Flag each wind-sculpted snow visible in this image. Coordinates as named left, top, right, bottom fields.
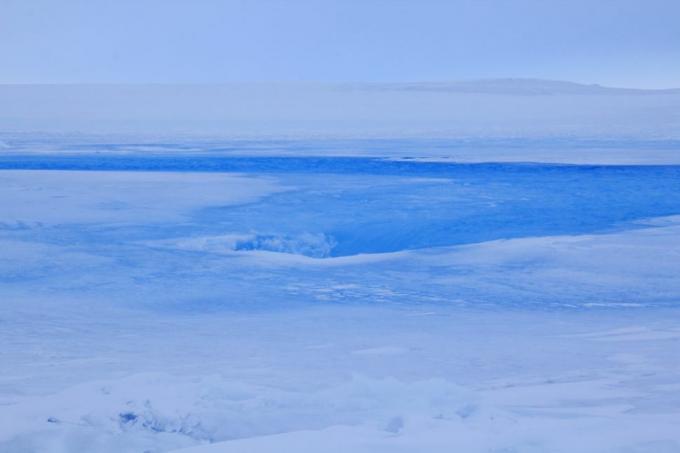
left=1, top=151, right=680, bottom=452
left=2, top=306, right=680, bottom=453
left=156, top=233, right=337, bottom=258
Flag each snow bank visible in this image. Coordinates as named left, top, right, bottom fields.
left=0, top=373, right=474, bottom=453
left=0, top=171, right=284, bottom=224
left=3, top=310, right=680, bottom=453
left=151, top=232, right=337, bottom=258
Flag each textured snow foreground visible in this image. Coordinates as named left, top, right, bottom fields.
left=1, top=159, right=680, bottom=453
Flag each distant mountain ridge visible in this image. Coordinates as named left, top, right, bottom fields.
left=346, top=78, right=680, bottom=95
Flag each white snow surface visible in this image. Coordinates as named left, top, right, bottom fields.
left=2, top=304, right=680, bottom=453
left=0, top=170, right=284, bottom=224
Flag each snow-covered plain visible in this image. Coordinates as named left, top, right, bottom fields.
left=1, top=143, right=680, bottom=452
left=2, top=81, right=680, bottom=138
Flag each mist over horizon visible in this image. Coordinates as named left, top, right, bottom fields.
left=2, top=78, right=680, bottom=139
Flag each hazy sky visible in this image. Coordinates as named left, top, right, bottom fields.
left=1, top=0, right=679, bottom=87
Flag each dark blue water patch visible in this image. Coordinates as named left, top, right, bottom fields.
left=194, top=169, right=680, bottom=256
left=2, top=155, right=680, bottom=257
left=0, top=153, right=676, bottom=176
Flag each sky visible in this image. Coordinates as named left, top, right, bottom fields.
left=1, top=0, right=679, bottom=88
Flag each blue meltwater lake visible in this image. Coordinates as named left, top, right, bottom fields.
left=1, top=155, right=679, bottom=258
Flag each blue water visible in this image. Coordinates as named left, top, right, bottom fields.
left=2, top=155, right=679, bottom=257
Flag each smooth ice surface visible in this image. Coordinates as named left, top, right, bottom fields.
left=1, top=144, right=680, bottom=453
left=3, top=135, right=680, bottom=164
